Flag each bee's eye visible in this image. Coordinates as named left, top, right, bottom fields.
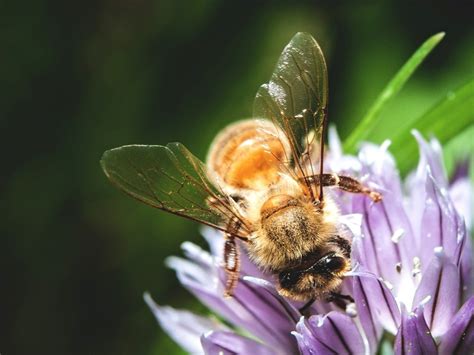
left=323, top=254, right=345, bottom=272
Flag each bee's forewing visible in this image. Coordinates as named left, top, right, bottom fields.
left=254, top=32, right=329, bottom=200
left=101, top=143, right=250, bottom=236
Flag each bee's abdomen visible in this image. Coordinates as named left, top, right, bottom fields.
left=206, top=119, right=290, bottom=190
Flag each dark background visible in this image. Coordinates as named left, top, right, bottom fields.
left=1, top=1, right=473, bottom=354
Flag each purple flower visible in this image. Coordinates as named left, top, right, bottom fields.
left=145, top=130, right=473, bottom=354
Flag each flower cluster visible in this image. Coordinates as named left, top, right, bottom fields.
left=145, top=130, right=473, bottom=354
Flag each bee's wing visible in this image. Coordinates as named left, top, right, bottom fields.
left=101, top=143, right=250, bottom=237
left=254, top=32, right=328, bottom=201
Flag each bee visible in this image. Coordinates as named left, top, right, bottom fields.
left=101, top=33, right=382, bottom=311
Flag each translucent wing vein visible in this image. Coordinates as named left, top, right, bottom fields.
left=253, top=32, right=329, bottom=200
left=101, top=144, right=249, bottom=236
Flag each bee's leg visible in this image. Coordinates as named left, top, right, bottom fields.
left=299, top=297, right=316, bottom=317
left=223, top=234, right=240, bottom=297
left=326, top=292, right=354, bottom=309
left=332, top=292, right=354, bottom=302
left=334, top=175, right=382, bottom=201
left=307, top=174, right=382, bottom=202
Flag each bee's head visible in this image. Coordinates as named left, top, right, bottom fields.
left=277, top=252, right=350, bottom=301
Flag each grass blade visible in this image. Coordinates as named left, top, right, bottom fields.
left=344, top=32, right=446, bottom=152
left=391, top=79, right=474, bottom=174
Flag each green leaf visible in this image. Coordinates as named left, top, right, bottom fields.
left=344, top=32, right=445, bottom=152
left=391, top=79, right=474, bottom=174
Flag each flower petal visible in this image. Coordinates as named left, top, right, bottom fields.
left=226, top=276, right=299, bottom=352
left=349, top=272, right=381, bottom=353
left=307, top=312, right=365, bottom=354
left=394, top=304, right=437, bottom=355
left=358, top=140, right=401, bottom=195
left=412, top=131, right=448, bottom=187
left=347, top=142, right=417, bottom=299
left=450, top=177, right=472, bottom=231
left=167, top=244, right=298, bottom=353
left=450, top=159, right=469, bottom=185
left=351, top=193, right=415, bottom=298
left=292, top=318, right=331, bottom=355
left=351, top=270, right=401, bottom=340
left=459, top=234, right=473, bottom=301
left=242, top=276, right=301, bottom=323
left=438, top=296, right=474, bottom=355
left=412, top=248, right=460, bottom=338
left=407, top=132, right=447, bottom=244
left=144, top=293, right=227, bottom=354
left=419, top=170, right=461, bottom=267
left=453, top=218, right=473, bottom=301
left=201, top=331, right=274, bottom=355
left=166, top=251, right=262, bottom=342
left=200, top=227, right=224, bottom=259
left=166, top=251, right=235, bottom=322
left=338, top=213, right=363, bottom=240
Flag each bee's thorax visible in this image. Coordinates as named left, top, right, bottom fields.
left=248, top=196, right=339, bottom=273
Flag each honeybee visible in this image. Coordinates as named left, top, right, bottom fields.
left=101, top=33, right=381, bottom=311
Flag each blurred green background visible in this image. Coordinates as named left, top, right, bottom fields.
left=1, top=1, right=472, bottom=354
